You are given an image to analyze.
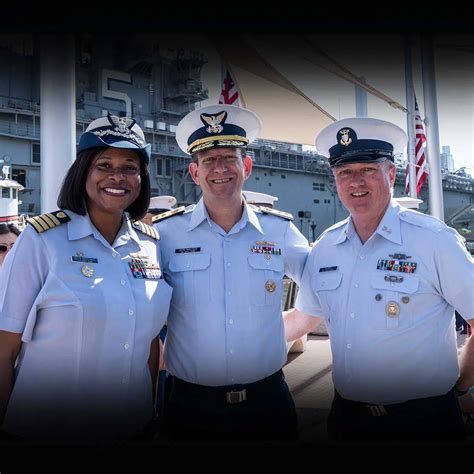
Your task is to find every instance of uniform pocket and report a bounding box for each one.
[311,272,342,325]
[247,254,284,306]
[370,272,420,329]
[169,253,211,308]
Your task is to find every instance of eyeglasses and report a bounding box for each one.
[92,162,140,176]
[0,243,14,253]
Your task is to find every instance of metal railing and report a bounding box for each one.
[0,95,40,114]
[0,120,39,139]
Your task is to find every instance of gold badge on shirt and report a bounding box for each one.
[386,301,400,317]
[265,280,276,293]
[81,265,94,278]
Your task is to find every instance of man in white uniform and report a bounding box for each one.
[286,117,474,440]
[154,104,310,440]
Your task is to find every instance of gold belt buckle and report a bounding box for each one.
[365,404,388,416]
[226,389,247,404]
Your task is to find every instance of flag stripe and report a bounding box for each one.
[405,95,428,196]
[218,69,241,106]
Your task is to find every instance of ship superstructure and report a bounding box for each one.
[0,33,472,243]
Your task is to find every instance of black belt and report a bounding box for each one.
[334,387,456,417]
[169,370,285,404]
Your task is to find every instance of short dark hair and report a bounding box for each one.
[57,148,151,221]
[191,146,247,163]
[0,222,21,236]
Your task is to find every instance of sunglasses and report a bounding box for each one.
[0,243,15,253]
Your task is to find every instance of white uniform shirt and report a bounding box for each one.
[0,211,172,440]
[155,198,310,386]
[296,200,474,404]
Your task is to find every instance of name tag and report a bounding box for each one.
[319,266,338,272]
[175,247,201,254]
[71,256,98,263]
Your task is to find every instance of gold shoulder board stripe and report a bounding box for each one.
[132,221,160,240]
[27,216,48,233]
[27,210,70,233]
[152,206,186,223]
[259,206,294,221]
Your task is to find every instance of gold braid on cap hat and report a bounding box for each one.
[187,135,249,153]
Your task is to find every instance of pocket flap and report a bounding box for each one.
[312,272,343,291]
[247,253,284,272]
[371,272,419,293]
[169,253,211,272]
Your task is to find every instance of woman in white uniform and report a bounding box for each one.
[0,114,172,442]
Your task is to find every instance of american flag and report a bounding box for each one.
[218,69,241,106]
[405,96,428,195]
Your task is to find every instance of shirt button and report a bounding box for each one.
[346,344,352,349]
[354,283,359,288]
[122,377,127,384]
[227,291,231,296]
[124,343,130,350]
[112,252,117,257]
[229,319,233,324]
[350,313,355,318]
[359,255,364,259]
[227,262,231,267]
[128,309,134,316]
[229,348,234,354]
[121,279,126,286]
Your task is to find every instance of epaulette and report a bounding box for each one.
[27,210,70,233]
[132,220,160,240]
[399,209,446,233]
[259,206,294,221]
[152,206,186,223]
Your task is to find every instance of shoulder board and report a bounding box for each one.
[399,210,446,233]
[259,206,294,221]
[27,210,70,233]
[152,206,186,223]
[132,221,160,240]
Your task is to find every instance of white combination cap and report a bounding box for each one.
[316,117,407,167]
[176,104,262,155]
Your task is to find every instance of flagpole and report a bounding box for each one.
[220,60,226,99]
[404,36,417,198]
[421,35,444,221]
